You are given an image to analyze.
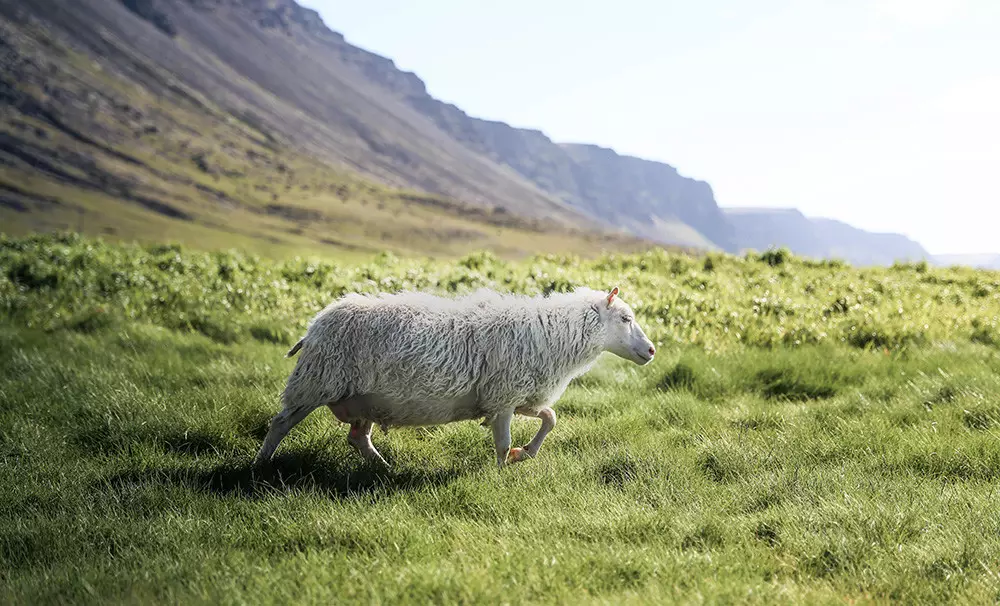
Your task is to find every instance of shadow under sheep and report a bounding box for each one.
[81,408,467,500]
[98,447,465,501]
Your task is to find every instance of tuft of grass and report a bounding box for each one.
[680,523,726,551]
[753,368,837,401]
[248,321,295,345]
[60,305,118,333]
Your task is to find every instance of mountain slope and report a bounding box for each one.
[0,0,656,258]
[1,0,579,218]
[0,0,734,253]
[397,101,736,250]
[724,208,929,266]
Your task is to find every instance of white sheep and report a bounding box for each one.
[254,286,656,468]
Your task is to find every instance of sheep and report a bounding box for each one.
[254,286,656,468]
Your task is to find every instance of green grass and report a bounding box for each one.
[3,234,1000,603]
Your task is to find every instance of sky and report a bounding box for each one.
[303,0,999,254]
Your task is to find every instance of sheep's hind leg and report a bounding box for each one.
[346,420,389,467]
[254,403,322,466]
[508,406,557,463]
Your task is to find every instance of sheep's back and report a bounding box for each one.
[312,300,485,401]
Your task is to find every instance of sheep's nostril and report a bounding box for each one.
[648,346,656,356]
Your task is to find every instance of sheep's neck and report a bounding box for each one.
[529,307,604,377]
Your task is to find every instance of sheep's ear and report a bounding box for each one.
[606,286,619,307]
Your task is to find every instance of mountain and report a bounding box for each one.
[934,254,1000,270]
[724,208,930,266]
[0,0,731,256]
[395,106,735,250]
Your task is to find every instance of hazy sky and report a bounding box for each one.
[304,0,999,254]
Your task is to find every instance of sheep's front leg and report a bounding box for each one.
[490,408,515,468]
[508,406,557,463]
[347,420,389,467]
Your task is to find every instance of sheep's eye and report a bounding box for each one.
[621,315,632,323]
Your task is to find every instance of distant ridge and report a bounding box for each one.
[724,207,929,266]
[934,254,1000,270]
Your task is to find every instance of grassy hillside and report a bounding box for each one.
[1,0,740,252]
[3,234,1000,603]
[0,14,645,260]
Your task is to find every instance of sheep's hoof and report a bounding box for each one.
[506,447,531,463]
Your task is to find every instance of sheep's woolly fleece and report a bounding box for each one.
[281,287,621,427]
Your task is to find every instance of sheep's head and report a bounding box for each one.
[595,286,655,365]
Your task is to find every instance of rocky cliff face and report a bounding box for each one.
[394,79,736,249]
[559,144,735,250]
[177,0,737,249]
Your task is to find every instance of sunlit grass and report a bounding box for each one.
[2,233,1000,603]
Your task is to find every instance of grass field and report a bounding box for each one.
[3,233,1000,604]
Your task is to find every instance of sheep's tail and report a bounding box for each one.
[286,338,304,358]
